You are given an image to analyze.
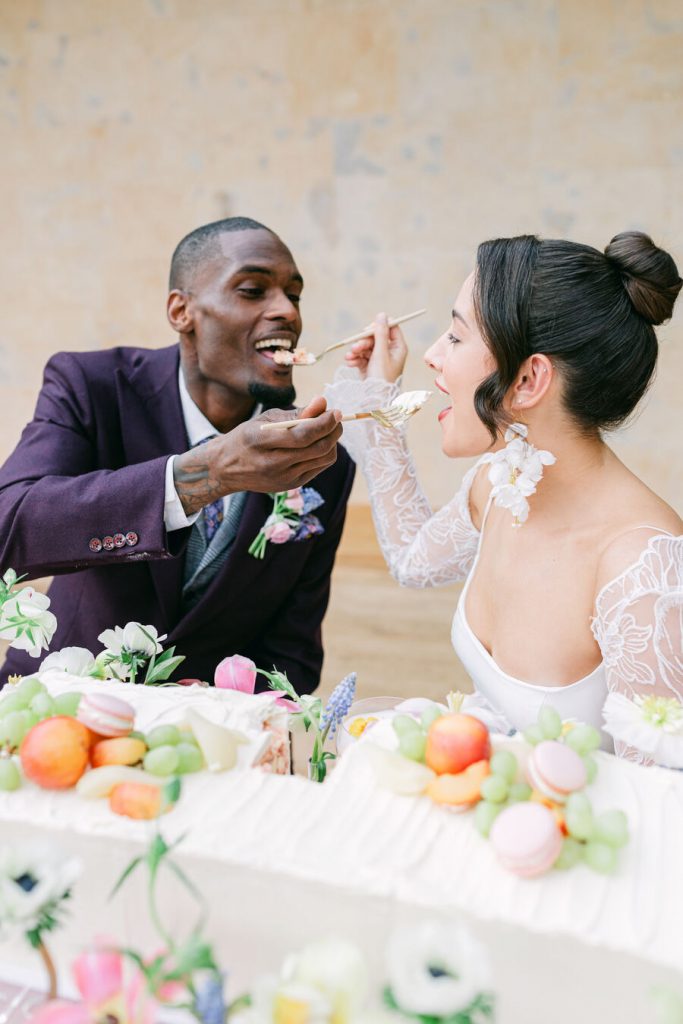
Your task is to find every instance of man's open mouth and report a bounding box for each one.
[254,338,295,353]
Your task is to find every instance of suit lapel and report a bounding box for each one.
[117,346,188,630]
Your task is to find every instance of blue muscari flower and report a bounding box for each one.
[194,974,226,1024]
[294,514,325,542]
[301,487,325,514]
[321,672,357,737]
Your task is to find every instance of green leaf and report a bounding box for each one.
[171,936,219,974]
[162,776,182,808]
[109,855,143,900]
[145,653,186,685]
[146,834,170,874]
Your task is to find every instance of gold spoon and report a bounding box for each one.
[261,390,433,431]
[272,308,427,366]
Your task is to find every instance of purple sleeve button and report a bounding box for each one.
[89,537,103,553]
[125,531,139,546]
[113,533,126,548]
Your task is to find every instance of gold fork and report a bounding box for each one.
[261,390,433,432]
[273,308,427,366]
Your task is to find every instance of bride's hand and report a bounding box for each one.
[344,312,408,383]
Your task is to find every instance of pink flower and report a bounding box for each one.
[264,519,295,544]
[30,946,157,1024]
[214,654,257,693]
[283,489,305,513]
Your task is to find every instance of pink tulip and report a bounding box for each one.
[30,1003,90,1024]
[73,947,123,1007]
[214,654,257,692]
[264,520,294,544]
[283,489,305,513]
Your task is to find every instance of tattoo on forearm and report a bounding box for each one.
[173,449,225,516]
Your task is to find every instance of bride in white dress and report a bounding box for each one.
[326,231,683,761]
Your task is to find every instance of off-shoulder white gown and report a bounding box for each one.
[326,371,683,760]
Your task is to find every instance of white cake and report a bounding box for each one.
[1,677,682,1024]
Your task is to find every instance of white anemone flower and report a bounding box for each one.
[0,588,57,658]
[386,921,492,1018]
[39,646,96,676]
[282,937,368,1017]
[602,692,683,768]
[0,843,81,942]
[98,622,165,659]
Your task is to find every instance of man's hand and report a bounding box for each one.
[173,397,343,516]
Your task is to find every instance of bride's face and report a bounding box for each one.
[425,273,499,457]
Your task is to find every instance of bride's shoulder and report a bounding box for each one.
[594,485,682,601]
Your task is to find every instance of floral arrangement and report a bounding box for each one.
[248,488,324,559]
[0,843,81,997]
[213,655,356,782]
[602,691,683,768]
[37,622,185,686]
[0,570,57,659]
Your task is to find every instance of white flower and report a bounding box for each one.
[282,937,367,1013]
[98,622,165,658]
[602,691,683,768]
[0,588,57,658]
[39,646,95,676]
[487,423,556,526]
[386,921,492,1017]
[0,843,81,942]
[248,976,332,1024]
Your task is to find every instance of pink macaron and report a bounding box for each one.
[525,740,587,804]
[77,692,135,737]
[489,802,563,878]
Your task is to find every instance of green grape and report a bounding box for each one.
[565,724,601,756]
[19,710,38,732]
[0,758,21,791]
[399,732,427,763]
[480,775,509,803]
[508,781,533,803]
[538,706,562,741]
[4,712,29,751]
[523,724,544,746]
[554,837,583,870]
[489,750,517,783]
[16,677,46,704]
[583,755,598,785]
[128,730,146,744]
[594,810,629,849]
[420,706,443,731]
[0,691,29,715]
[565,791,591,817]
[30,693,56,720]
[474,800,501,837]
[392,715,421,738]
[176,742,204,774]
[146,725,182,749]
[53,692,81,717]
[583,840,618,874]
[565,802,593,843]
[143,745,180,776]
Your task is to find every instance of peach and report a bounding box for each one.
[91,737,147,769]
[427,759,491,809]
[425,713,491,775]
[20,716,91,789]
[109,782,168,820]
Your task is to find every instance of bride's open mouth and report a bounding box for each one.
[435,379,452,422]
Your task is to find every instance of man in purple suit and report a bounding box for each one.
[0,217,355,692]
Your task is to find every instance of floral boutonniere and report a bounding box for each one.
[248,487,325,560]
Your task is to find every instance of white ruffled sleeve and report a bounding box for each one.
[591,534,683,763]
[325,368,480,588]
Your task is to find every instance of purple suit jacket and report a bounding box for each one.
[0,345,355,692]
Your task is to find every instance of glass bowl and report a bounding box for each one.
[336,696,402,756]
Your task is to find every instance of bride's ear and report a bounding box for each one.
[509,354,553,411]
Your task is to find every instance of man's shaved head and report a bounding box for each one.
[169,217,275,290]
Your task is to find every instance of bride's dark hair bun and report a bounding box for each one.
[605,231,682,325]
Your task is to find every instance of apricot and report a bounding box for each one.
[427,759,491,809]
[91,737,147,768]
[425,713,491,775]
[109,782,167,820]
[20,716,91,789]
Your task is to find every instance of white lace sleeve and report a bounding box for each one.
[592,534,683,763]
[325,368,480,588]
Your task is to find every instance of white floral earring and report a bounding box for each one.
[483,423,556,526]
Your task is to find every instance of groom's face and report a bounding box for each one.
[175,228,304,407]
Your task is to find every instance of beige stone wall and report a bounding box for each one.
[1,0,682,510]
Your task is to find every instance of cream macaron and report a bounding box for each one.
[77,692,135,738]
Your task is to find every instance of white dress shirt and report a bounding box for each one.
[163,368,261,532]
